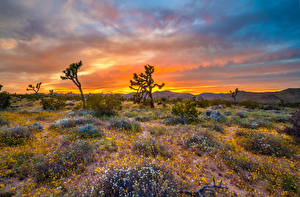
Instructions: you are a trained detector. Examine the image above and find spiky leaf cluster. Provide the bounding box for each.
[61,61,82,87]
[26,82,42,94]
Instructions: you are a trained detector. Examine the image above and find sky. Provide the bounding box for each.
[0,0,300,94]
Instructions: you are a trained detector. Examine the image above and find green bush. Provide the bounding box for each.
[283,110,300,140]
[132,138,171,157]
[41,98,66,110]
[236,131,295,158]
[87,94,122,117]
[171,101,199,123]
[74,124,104,138]
[0,92,11,109]
[185,131,222,156]
[0,152,34,179]
[0,126,34,146]
[108,118,141,132]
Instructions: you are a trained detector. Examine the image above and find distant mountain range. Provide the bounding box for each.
[56,88,300,104]
[123,88,300,104]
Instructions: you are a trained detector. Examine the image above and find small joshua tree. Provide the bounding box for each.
[230,88,239,105]
[27,82,42,94]
[0,84,2,91]
[49,90,54,96]
[130,65,164,108]
[61,61,86,108]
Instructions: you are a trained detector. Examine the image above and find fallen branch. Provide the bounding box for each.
[181,178,228,197]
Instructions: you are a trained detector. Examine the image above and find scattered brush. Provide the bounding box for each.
[73,124,104,138]
[282,110,300,140]
[50,117,94,129]
[164,117,188,125]
[185,131,222,156]
[132,138,171,157]
[33,140,94,183]
[108,118,141,132]
[236,131,295,158]
[0,124,42,146]
[92,164,178,196]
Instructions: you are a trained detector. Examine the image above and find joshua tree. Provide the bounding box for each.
[0,84,2,91]
[230,88,239,105]
[129,73,146,104]
[129,64,164,108]
[61,61,86,108]
[49,90,54,96]
[27,82,42,94]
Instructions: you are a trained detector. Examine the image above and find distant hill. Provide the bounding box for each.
[147,88,300,103]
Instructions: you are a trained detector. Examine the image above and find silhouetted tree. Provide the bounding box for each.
[0,84,2,91]
[61,61,86,108]
[230,88,239,105]
[129,65,164,108]
[27,82,42,94]
[49,90,54,96]
[129,73,147,104]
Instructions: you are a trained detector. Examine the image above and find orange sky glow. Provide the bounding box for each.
[0,0,299,94]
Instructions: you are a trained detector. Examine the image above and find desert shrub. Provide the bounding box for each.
[28,122,43,131]
[212,121,224,133]
[239,101,260,109]
[124,111,138,118]
[50,117,93,129]
[283,110,300,140]
[185,131,222,156]
[229,116,274,129]
[135,116,150,122]
[132,138,171,157]
[281,174,298,192]
[108,118,141,132]
[0,116,9,126]
[87,94,122,117]
[236,131,294,158]
[41,98,66,110]
[33,140,94,183]
[220,150,259,174]
[164,117,187,125]
[171,101,199,123]
[149,126,168,136]
[195,97,209,108]
[92,164,178,196]
[0,126,35,146]
[0,152,34,179]
[74,124,104,138]
[0,92,11,109]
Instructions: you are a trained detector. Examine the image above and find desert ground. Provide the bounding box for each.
[0,94,299,197]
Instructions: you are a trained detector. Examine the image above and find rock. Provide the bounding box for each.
[211,105,223,110]
[204,110,225,122]
[224,111,232,116]
[236,110,247,118]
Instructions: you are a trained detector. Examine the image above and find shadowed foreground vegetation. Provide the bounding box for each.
[0,93,299,196]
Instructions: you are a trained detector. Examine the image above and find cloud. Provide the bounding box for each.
[0,0,299,93]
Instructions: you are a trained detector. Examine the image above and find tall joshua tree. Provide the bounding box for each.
[129,64,164,108]
[27,82,42,94]
[230,88,239,105]
[61,61,86,109]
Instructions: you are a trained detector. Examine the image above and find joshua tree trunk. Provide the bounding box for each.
[149,89,154,108]
[78,85,86,109]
